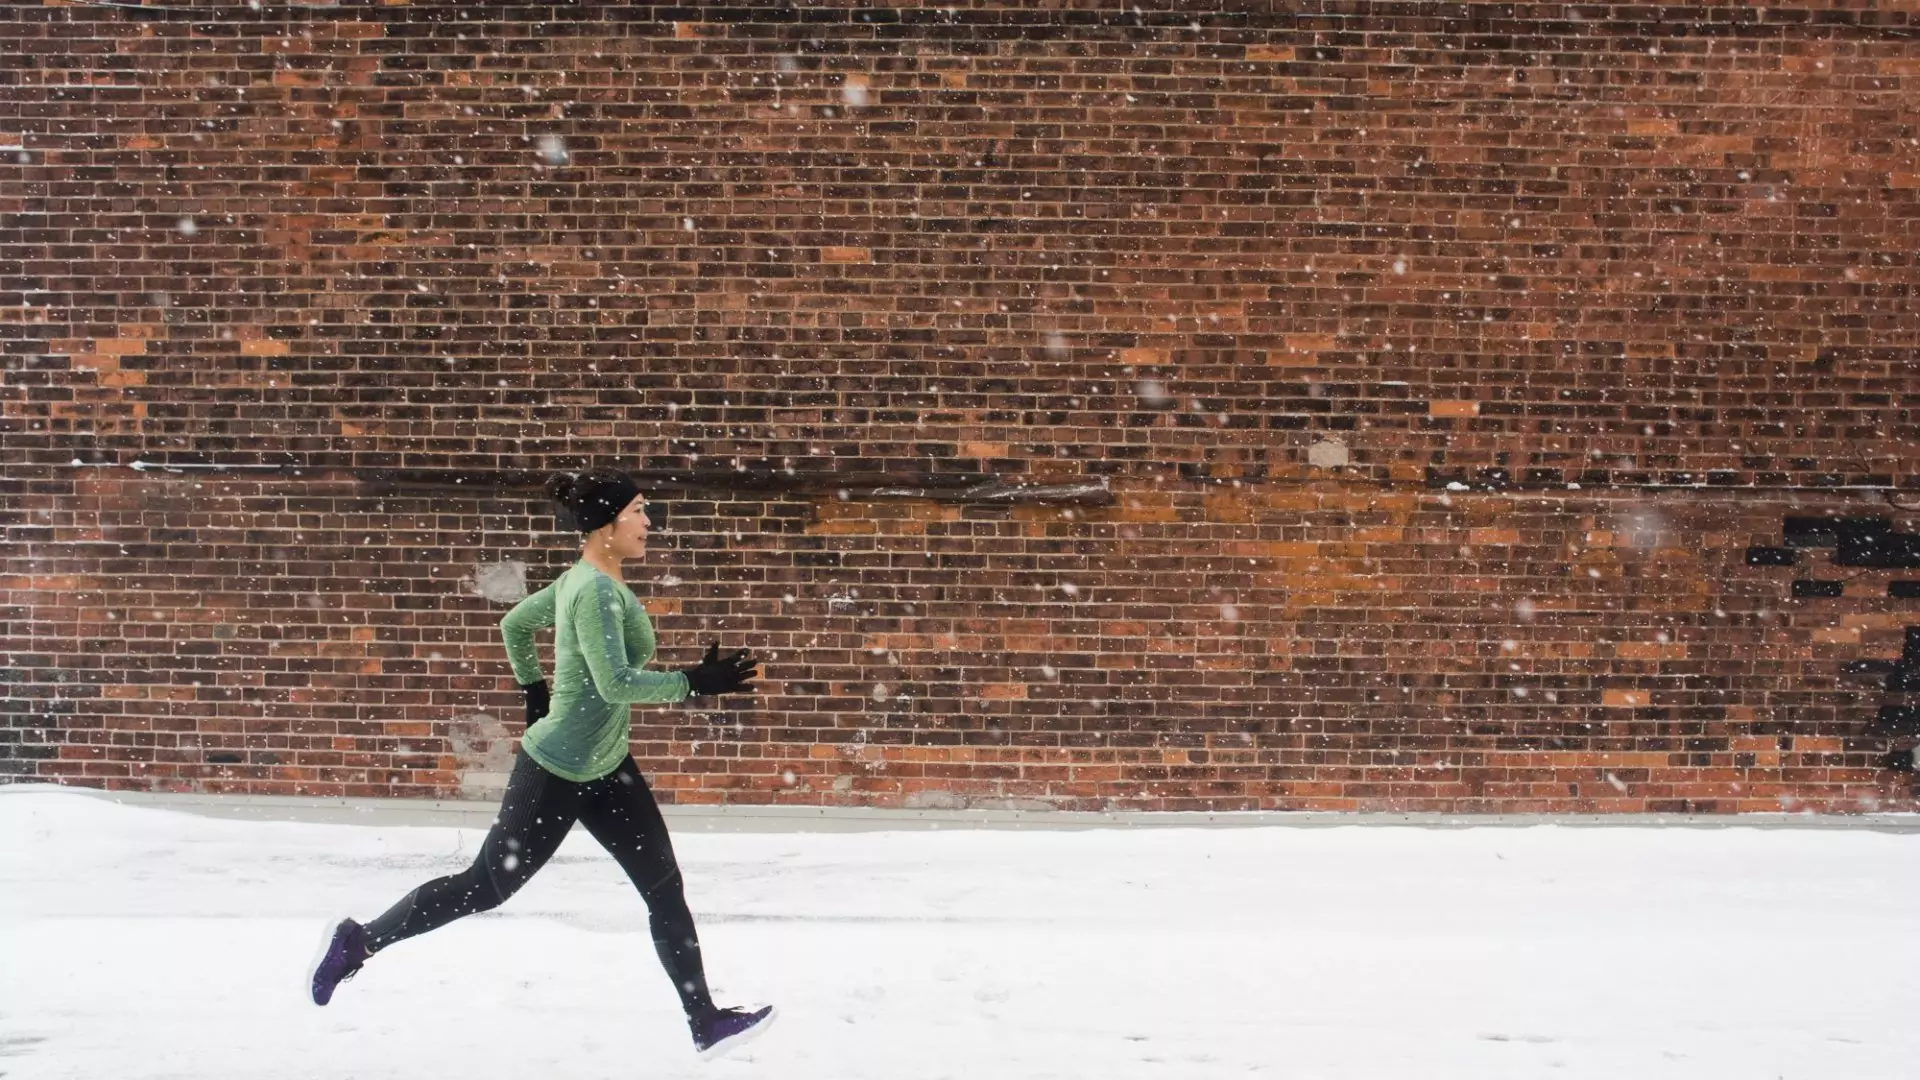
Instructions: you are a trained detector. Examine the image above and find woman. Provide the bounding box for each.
[307,469,776,1059]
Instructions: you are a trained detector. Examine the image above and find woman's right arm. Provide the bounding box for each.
[499,581,558,686]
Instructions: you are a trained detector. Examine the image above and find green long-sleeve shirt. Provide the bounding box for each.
[499,559,691,782]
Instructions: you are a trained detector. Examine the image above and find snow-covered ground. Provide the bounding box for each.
[2,786,1915,1079]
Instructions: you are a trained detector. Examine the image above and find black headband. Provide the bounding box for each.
[556,471,643,533]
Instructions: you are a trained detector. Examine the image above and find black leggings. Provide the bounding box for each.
[363,749,715,1018]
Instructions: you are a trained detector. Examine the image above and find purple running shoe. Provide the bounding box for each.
[307,918,368,1006]
[690,1004,777,1060]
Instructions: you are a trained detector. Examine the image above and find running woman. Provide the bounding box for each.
[308,468,776,1059]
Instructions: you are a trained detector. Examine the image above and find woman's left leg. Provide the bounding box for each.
[577,757,716,1020]
[309,749,581,1006]
[363,749,582,954]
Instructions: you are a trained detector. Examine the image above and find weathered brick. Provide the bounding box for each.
[3,1,1917,814]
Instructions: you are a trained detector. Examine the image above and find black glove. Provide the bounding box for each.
[681,642,759,698]
[520,680,551,728]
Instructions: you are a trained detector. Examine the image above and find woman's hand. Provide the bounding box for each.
[681,642,760,698]
[520,680,551,728]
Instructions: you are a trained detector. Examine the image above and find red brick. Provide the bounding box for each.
[3,2,1916,815]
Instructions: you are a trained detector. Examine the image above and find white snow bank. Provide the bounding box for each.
[2,787,1916,1079]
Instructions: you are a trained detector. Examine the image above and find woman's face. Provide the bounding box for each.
[594,494,652,558]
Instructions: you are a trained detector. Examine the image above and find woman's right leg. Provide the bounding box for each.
[575,756,715,1019]
[363,749,581,955]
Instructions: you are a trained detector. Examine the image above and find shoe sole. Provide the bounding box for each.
[698,1006,778,1062]
[305,918,345,1007]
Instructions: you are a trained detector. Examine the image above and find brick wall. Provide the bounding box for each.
[4,0,1919,813]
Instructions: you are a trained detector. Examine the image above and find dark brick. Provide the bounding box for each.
[3,1,1918,813]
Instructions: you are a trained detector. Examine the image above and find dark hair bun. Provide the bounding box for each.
[544,472,576,506]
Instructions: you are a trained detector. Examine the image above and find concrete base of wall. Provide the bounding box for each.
[10,782,1920,834]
